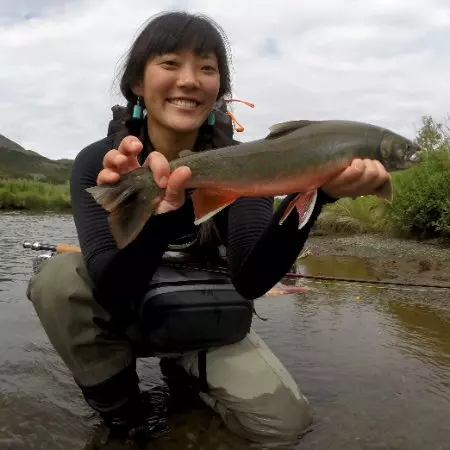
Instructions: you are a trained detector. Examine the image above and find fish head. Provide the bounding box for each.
[379,132,423,171]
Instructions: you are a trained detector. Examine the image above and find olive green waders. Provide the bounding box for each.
[27,251,313,446]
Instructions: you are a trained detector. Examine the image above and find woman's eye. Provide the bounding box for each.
[202,65,217,72]
[161,60,177,68]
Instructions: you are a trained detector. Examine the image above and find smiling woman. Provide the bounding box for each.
[117,12,232,161]
[26,9,391,448]
[132,49,221,156]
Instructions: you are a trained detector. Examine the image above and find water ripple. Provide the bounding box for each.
[1,212,450,449]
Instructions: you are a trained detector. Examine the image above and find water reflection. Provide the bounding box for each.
[1,212,450,449]
[294,255,375,280]
[383,300,450,360]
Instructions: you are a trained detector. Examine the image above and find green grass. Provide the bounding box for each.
[0,179,71,212]
[388,147,450,238]
[314,195,392,235]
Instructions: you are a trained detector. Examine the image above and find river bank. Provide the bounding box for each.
[297,233,450,314]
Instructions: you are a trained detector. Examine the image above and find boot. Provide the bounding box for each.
[78,361,148,439]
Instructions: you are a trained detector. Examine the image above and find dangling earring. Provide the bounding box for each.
[207,110,216,126]
[132,96,144,120]
[224,98,255,133]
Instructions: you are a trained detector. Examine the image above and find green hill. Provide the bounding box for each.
[0,133,73,184]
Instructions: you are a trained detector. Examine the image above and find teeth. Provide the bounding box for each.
[169,99,198,109]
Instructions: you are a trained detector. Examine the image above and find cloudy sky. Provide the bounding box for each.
[1,0,449,159]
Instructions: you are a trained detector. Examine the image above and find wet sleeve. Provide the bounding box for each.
[70,138,195,309]
[213,190,335,299]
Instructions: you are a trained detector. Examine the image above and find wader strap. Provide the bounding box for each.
[198,350,209,393]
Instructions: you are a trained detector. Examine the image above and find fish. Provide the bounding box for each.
[86,119,422,248]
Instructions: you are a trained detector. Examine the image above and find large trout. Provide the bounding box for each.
[87,119,421,248]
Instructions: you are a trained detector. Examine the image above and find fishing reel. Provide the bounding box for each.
[22,241,56,274]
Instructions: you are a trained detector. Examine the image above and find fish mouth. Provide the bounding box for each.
[167,97,202,109]
[409,151,422,163]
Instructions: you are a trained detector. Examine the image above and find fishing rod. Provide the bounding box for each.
[22,241,81,253]
[22,241,450,290]
[284,272,450,290]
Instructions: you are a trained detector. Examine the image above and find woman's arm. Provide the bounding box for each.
[213,191,334,299]
[70,137,194,313]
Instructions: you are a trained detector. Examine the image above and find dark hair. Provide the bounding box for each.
[111,12,236,263]
[118,11,233,118]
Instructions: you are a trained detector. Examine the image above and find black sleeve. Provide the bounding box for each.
[213,191,335,299]
[70,136,195,309]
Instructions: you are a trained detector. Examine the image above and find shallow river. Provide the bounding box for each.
[1,212,449,449]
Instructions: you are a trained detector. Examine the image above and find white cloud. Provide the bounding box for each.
[0,0,449,159]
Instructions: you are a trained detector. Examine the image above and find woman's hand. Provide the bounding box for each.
[97,135,191,214]
[321,159,391,199]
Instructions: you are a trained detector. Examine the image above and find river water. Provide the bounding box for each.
[1,212,449,450]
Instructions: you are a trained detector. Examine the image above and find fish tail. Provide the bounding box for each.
[86,178,163,249]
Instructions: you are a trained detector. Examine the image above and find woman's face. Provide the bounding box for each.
[134,49,221,135]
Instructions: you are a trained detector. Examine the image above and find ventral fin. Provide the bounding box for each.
[191,189,239,225]
[278,190,318,229]
[266,120,316,139]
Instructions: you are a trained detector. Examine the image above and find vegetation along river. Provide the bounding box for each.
[0,211,449,449]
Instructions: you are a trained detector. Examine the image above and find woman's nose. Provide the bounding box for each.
[176,65,200,89]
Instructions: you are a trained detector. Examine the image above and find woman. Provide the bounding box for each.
[28,10,391,446]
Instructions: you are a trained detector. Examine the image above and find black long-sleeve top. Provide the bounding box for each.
[70,123,335,316]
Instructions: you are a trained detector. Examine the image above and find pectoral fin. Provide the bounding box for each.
[191,189,239,225]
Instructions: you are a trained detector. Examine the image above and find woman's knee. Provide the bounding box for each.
[202,372,313,445]
[27,252,133,386]
[179,329,313,445]
[28,252,93,329]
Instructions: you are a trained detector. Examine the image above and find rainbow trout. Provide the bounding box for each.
[87,119,421,248]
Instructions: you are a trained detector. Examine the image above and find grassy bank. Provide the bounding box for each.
[0,179,71,212]
[314,196,392,235]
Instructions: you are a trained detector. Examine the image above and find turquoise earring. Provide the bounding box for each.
[207,111,216,126]
[132,96,143,119]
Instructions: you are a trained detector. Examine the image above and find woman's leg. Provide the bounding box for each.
[27,252,146,433]
[177,328,313,447]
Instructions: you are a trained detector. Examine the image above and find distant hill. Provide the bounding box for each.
[0,133,73,184]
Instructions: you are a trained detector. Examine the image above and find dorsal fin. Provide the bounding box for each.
[265,120,316,139]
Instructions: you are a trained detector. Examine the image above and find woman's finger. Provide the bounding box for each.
[322,159,365,192]
[117,135,143,158]
[348,160,390,195]
[148,152,171,188]
[103,150,129,172]
[164,166,192,206]
[372,160,391,189]
[114,136,143,173]
[97,168,120,185]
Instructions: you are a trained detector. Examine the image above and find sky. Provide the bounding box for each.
[1,0,449,160]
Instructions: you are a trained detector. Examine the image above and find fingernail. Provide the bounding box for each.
[159,176,168,187]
